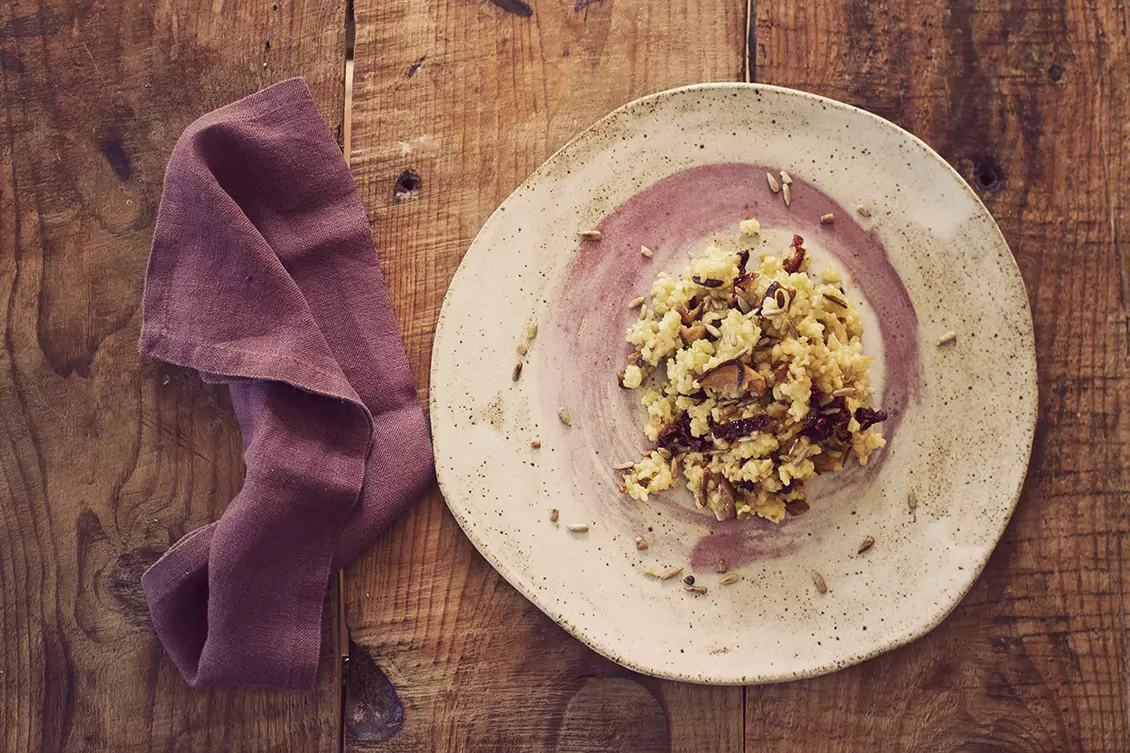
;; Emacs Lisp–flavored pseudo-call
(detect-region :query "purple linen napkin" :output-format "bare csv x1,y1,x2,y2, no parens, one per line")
139,79,434,689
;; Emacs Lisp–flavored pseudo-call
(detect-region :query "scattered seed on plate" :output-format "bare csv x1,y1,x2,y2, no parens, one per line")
549,508,558,522
517,342,528,356
767,172,781,193
613,461,635,471
640,245,653,258
558,407,572,426
635,536,648,550
526,321,538,341
565,523,589,532
628,296,646,309
531,440,542,449
720,573,740,585
813,570,829,594
659,567,683,580
715,558,729,574
857,204,871,217
580,230,602,241
820,213,835,224
858,536,875,554
683,575,695,586
578,316,588,335
685,585,708,594
908,489,918,511
511,361,523,381
937,331,957,346
782,183,792,207
779,170,793,185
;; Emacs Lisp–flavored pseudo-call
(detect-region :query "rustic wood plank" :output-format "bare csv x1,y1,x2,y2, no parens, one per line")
751,1,1130,750
0,2,347,751
345,1,746,750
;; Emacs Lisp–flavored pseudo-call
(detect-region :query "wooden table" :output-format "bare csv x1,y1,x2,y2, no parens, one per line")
2,0,1128,750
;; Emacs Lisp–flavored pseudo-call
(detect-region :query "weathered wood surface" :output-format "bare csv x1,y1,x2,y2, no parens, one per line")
0,1,347,751
748,1,1130,751
345,0,747,750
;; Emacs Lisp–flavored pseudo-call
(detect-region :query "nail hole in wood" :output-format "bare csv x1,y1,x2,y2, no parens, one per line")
973,156,1004,193
394,170,422,202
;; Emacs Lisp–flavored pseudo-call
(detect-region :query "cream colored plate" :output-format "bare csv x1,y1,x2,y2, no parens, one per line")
430,83,1036,684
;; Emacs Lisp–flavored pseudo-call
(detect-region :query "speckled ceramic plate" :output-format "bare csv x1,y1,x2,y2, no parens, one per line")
430,83,1036,684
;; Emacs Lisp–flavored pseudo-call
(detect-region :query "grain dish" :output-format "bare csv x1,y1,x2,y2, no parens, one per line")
618,223,888,523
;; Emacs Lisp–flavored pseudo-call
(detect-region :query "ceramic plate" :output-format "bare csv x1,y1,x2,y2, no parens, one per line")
430,84,1036,684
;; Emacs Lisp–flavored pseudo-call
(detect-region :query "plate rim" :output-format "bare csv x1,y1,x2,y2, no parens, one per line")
429,81,1038,684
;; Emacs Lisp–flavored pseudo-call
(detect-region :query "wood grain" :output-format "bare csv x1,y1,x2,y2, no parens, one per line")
0,1,347,751
751,0,1130,751
345,0,746,750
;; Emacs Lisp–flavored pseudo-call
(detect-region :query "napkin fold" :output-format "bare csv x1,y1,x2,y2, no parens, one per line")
140,79,433,689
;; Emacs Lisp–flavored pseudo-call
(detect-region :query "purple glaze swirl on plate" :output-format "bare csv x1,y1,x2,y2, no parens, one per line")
538,163,919,569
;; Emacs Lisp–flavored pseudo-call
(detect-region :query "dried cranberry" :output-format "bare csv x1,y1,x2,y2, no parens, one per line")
783,235,806,273
738,249,750,269
854,407,889,431
712,414,772,441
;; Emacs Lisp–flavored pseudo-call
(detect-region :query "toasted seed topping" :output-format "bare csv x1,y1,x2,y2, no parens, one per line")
937,331,957,346
832,387,856,397
720,573,739,585
856,204,871,217
558,407,572,426
581,230,603,241
613,461,635,471
640,245,653,258
512,361,523,381
858,536,875,554
767,173,781,193
820,213,835,224
822,292,849,308
635,536,648,550
779,170,793,185
685,585,709,594
549,508,558,522
813,570,828,594
628,296,646,309
782,183,792,207
531,440,542,449
565,523,589,532
715,558,729,574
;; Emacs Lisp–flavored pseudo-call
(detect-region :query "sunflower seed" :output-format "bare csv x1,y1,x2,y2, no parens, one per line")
908,489,918,510
526,321,538,341
658,567,683,580
565,523,589,532
822,292,849,308
813,570,828,594
937,331,957,346
779,170,793,185
580,230,603,241
782,183,792,207
858,536,875,554
512,361,523,381
856,204,871,217
685,585,709,594
767,172,781,193
549,508,558,522
832,387,856,397
635,536,649,550
613,462,635,471
629,296,646,309
820,213,835,224
558,407,572,426
720,573,739,585
704,323,722,338
640,245,653,258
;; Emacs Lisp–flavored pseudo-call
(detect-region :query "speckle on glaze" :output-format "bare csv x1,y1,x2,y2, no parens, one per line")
430,83,1037,686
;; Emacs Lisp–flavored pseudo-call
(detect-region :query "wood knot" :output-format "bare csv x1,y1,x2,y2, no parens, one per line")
345,640,404,745
555,676,669,752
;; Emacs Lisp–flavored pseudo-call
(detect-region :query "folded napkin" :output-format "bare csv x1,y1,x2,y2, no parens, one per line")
140,79,434,689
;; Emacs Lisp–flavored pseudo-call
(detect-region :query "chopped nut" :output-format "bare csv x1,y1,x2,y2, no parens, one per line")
683,575,695,586
720,573,740,585
785,500,810,516
526,322,538,341
782,183,792,207
640,245,653,258
549,508,558,522
767,172,781,193
565,523,589,532
937,331,957,346
512,361,523,381
715,558,729,574
558,407,572,426
685,585,709,594
813,570,828,594
580,230,602,241
858,536,875,554
779,170,793,185
531,440,542,449
820,213,835,224
856,204,871,217
612,461,635,471
635,536,648,550
628,296,646,309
